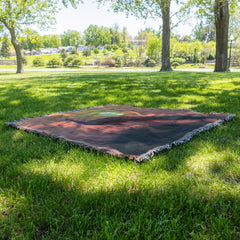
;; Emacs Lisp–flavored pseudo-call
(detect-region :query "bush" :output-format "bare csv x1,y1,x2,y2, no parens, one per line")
106,45,112,51
171,62,180,68
33,56,45,67
112,55,123,67
64,56,75,66
133,58,143,67
170,58,185,65
64,56,83,67
60,49,68,60
123,53,130,67
71,57,83,67
102,57,116,67
94,58,101,66
103,49,108,55
144,58,156,67
94,48,99,54
112,44,119,51
47,57,63,68
122,47,128,53
82,49,91,57
70,48,78,55
200,56,207,64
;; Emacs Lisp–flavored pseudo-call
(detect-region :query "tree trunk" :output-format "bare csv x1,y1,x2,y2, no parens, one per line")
160,0,172,71
214,0,229,72
9,27,24,73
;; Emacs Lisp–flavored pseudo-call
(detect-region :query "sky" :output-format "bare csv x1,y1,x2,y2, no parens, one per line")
40,1,195,37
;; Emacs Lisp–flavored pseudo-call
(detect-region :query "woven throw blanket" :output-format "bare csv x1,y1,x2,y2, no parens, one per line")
5,104,235,162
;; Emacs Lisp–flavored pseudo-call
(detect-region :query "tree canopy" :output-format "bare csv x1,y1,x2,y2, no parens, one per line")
96,0,184,71
61,30,83,49
187,0,239,71
0,36,11,59
0,0,83,73
84,25,111,47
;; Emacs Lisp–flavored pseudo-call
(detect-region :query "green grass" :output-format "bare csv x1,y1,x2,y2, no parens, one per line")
0,71,239,239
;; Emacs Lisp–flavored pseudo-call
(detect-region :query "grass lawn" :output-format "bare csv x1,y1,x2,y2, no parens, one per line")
0,71,239,239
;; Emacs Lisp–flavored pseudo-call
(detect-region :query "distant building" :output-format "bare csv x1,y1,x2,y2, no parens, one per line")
58,46,75,53
78,45,89,52
39,48,58,54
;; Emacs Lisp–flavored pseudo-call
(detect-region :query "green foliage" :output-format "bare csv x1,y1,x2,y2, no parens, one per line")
64,55,83,67
106,44,112,51
133,58,144,67
19,29,42,51
103,49,108,55
40,34,61,48
47,57,63,68
135,28,154,42
60,49,68,60
0,37,11,59
123,53,131,66
84,25,111,47
171,62,180,68
122,47,128,53
171,39,216,62
64,55,76,66
114,49,124,55
94,58,101,66
144,58,156,67
70,48,78,55
109,24,121,45
193,21,215,42
82,49,91,57
0,0,60,32
171,58,186,65
71,57,83,67
229,5,240,41
193,50,199,64
102,57,116,67
146,36,161,62
61,30,83,49
33,56,45,67
93,48,100,54
112,43,119,51
112,55,123,67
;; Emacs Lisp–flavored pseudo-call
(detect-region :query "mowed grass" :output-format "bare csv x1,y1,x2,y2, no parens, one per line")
0,71,239,239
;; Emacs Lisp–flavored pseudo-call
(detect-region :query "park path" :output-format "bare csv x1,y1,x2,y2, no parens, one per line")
0,68,239,73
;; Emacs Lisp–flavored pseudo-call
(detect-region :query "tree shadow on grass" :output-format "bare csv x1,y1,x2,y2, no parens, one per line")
1,71,239,171
1,144,240,239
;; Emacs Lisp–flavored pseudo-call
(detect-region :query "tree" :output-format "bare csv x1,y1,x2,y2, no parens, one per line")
214,0,229,71
109,24,121,46
188,0,239,72
20,29,42,51
61,30,83,49
134,28,154,44
193,21,215,42
0,0,60,73
121,27,129,44
84,25,111,47
146,36,162,63
0,0,82,73
229,5,240,40
1,36,11,59
96,0,177,71
40,34,61,48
